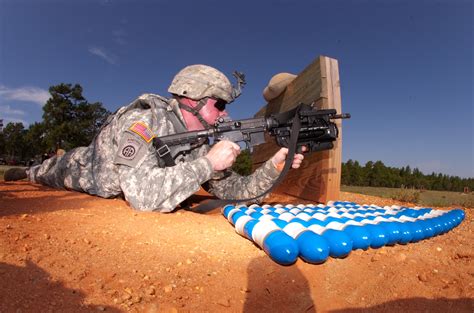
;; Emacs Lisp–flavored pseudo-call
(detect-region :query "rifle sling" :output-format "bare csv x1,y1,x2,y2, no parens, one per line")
154,137,176,167
153,108,189,167
192,105,303,213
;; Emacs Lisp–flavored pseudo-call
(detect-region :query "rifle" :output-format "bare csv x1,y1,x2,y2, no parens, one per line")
153,103,350,162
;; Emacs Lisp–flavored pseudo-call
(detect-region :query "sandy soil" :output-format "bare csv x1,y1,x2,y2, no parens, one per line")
0,181,473,313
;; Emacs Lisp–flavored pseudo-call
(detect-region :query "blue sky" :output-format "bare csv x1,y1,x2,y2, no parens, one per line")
0,0,472,178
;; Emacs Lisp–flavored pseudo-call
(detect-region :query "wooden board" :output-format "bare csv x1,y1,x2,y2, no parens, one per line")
252,56,343,203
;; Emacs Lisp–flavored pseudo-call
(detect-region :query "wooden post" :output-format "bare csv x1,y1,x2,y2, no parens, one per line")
252,56,343,203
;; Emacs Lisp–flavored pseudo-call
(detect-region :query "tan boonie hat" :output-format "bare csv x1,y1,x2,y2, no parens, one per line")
263,72,297,102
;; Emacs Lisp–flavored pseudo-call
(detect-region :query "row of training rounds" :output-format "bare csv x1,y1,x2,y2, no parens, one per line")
222,206,299,265
222,202,465,266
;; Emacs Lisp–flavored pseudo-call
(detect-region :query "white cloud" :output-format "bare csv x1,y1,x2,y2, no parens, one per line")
0,104,26,116
88,46,118,64
0,85,49,106
0,103,29,127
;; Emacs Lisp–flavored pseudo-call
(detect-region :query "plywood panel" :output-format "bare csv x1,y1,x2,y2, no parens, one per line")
251,56,343,202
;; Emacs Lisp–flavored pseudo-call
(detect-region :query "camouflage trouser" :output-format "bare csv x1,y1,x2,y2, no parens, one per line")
27,147,97,194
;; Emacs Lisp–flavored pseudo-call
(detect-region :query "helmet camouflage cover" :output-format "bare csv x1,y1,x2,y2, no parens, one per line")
168,65,235,103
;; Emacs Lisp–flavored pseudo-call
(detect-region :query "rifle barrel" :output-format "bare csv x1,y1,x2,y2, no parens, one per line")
331,113,351,119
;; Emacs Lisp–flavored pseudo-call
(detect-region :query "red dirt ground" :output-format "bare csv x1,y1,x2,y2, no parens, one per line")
0,181,473,313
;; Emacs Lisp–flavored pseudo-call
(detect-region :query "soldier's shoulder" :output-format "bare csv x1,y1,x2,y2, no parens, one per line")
110,93,172,131
137,93,170,106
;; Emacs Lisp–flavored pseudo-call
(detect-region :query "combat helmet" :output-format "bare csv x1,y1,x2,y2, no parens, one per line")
168,64,245,104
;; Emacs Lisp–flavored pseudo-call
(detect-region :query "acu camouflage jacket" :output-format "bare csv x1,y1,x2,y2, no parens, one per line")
76,94,280,212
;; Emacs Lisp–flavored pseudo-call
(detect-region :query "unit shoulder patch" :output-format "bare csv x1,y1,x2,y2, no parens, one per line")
114,131,148,167
129,121,155,143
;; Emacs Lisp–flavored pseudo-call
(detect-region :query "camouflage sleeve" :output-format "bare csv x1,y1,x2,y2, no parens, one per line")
118,154,214,212
206,159,281,200
113,117,214,212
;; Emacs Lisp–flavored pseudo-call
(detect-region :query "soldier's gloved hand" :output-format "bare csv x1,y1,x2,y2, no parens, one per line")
271,147,305,172
205,140,241,171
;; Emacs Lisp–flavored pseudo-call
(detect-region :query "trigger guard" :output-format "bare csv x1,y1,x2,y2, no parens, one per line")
276,136,289,148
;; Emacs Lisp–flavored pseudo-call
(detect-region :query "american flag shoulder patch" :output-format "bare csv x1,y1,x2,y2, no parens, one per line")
129,122,155,143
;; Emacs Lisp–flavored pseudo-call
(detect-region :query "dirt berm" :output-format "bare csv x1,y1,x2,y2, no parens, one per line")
1,181,472,312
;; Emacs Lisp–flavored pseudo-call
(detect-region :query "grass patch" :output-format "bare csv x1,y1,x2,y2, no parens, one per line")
341,185,473,207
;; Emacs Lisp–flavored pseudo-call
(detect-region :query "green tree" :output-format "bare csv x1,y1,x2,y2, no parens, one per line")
70,100,110,147
42,83,110,151
24,122,47,160
441,174,452,191
0,130,5,157
371,160,389,187
232,150,253,176
347,160,364,186
340,159,472,192
3,122,27,161
341,159,351,185
450,176,463,192
411,168,425,189
364,161,375,186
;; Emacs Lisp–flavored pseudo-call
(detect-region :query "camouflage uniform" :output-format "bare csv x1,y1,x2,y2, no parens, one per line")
28,94,281,212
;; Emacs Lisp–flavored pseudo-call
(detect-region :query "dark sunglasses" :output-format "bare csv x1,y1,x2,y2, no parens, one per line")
213,98,227,111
